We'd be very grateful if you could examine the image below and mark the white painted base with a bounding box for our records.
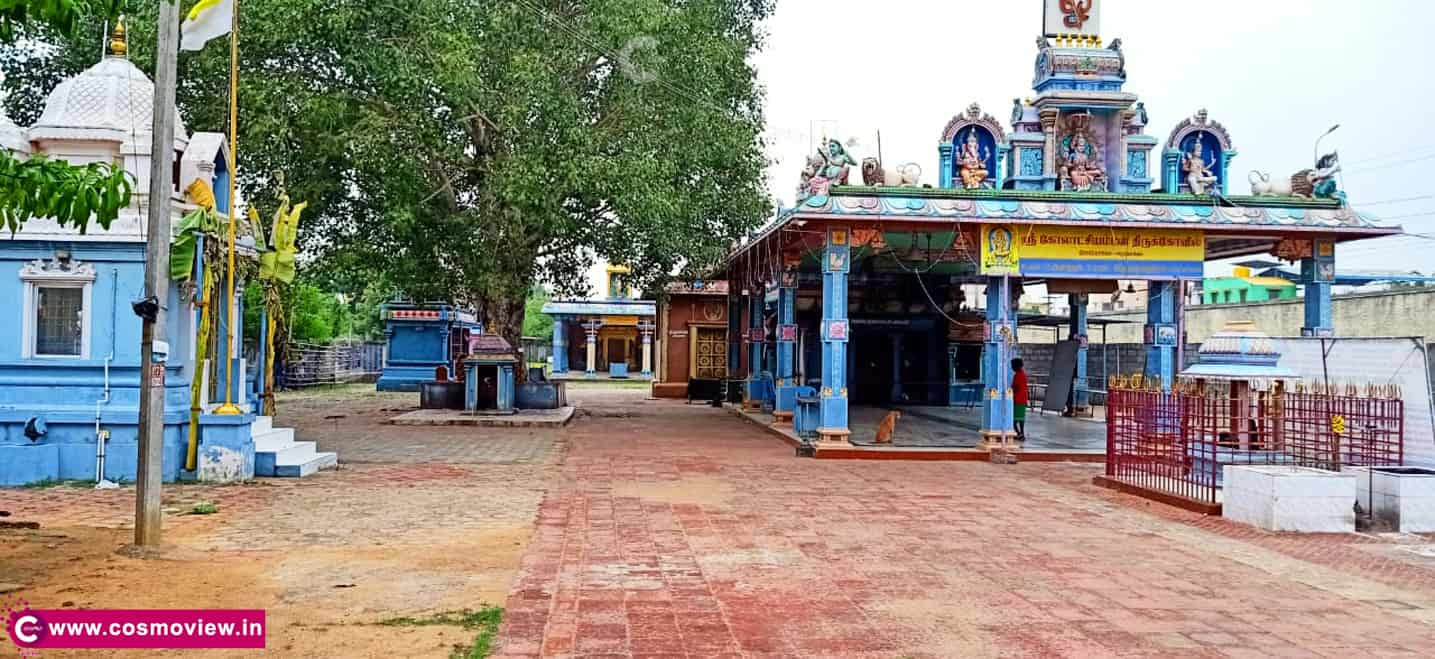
[1223,465,1356,533]
[1349,466,1435,533]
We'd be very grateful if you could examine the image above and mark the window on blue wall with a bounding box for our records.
[35,286,85,357]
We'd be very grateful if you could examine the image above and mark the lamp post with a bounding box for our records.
[1313,124,1340,163]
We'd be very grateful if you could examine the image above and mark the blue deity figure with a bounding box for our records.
[820,138,856,185]
[1302,152,1344,202]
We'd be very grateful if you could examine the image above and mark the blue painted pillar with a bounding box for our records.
[1145,281,1178,391]
[552,315,569,373]
[744,293,764,407]
[1301,239,1335,337]
[938,144,955,188]
[996,145,1012,188]
[981,276,1017,447]
[774,270,798,422]
[1162,149,1181,193]
[1069,293,1090,411]
[727,293,742,380]
[256,302,267,407]
[818,227,851,443]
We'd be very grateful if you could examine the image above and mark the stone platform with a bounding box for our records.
[732,405,1104,462]
[389,407,575,428]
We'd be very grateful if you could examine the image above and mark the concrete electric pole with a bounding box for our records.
[134,1,182,547]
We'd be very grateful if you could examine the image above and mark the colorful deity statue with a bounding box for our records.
[1292,152,1344,202]
[1062,133,1106,192]
[798,139,857,200]
[957,130,990,189]
[819,138,856,185]
[1183,138,1220,195]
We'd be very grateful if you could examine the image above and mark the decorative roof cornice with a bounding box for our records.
[780,189,1393,234]
[940,102,1008,145]
[1166,108,1233,150]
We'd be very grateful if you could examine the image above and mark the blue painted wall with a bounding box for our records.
[376,306,480,392]
[0,240,200,485]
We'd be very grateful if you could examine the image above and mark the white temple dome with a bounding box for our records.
[28,55,188,150]
[0,105,27,153]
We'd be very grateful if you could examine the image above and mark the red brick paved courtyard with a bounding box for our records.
[493,389,1435,658]
[5,385,1435,657]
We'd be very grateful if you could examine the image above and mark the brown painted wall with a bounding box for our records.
[657,294,730,392]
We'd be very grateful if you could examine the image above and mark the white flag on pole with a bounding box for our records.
[180,0,235,52]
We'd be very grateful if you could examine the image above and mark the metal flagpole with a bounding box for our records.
[215,0,243,415]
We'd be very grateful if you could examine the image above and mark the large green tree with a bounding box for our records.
[4,0,773,348]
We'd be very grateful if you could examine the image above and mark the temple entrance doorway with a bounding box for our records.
[852,333,894,405]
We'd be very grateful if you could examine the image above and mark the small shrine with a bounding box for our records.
[1178,322,1300,483]
[464,334,518,414]
[1102,320,1403,511]
[376,303,482,392]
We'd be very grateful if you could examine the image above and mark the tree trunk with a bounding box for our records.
[482,293,528,383]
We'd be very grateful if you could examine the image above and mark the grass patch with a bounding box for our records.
[566,379,651,389]
[378,608,503,659]
[190,501,219,515]
[21,478,93,489]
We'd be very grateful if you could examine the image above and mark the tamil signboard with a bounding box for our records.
[984,224,1203,279]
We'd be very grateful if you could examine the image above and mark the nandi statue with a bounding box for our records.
[1248,170,1293,197]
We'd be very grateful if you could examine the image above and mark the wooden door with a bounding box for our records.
[692,327,727,379]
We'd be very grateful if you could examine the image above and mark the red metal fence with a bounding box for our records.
[1105,379,1404,507]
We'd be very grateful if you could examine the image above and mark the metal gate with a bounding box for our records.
[1105,379,1404,507]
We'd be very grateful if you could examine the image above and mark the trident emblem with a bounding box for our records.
[1060,0,1093,29]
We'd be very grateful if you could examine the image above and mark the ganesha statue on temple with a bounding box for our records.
[957,129,991,189]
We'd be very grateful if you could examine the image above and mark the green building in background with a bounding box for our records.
[1202,267,1299,305]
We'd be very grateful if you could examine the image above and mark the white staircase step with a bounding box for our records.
[274,452,338,477]
[270,441,319,465]
[252,427,295,452]
[250,420,338,478]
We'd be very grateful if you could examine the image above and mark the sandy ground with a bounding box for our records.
[1,384,567,658]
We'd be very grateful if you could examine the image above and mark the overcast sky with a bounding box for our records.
[752,0,1435,275]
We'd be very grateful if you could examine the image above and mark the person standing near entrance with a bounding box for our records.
[1011,358,1028,443]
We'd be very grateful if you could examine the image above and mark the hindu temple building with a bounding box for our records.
[715,0,1402,456]
[542,262,658,379]
[1,26,331,485]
